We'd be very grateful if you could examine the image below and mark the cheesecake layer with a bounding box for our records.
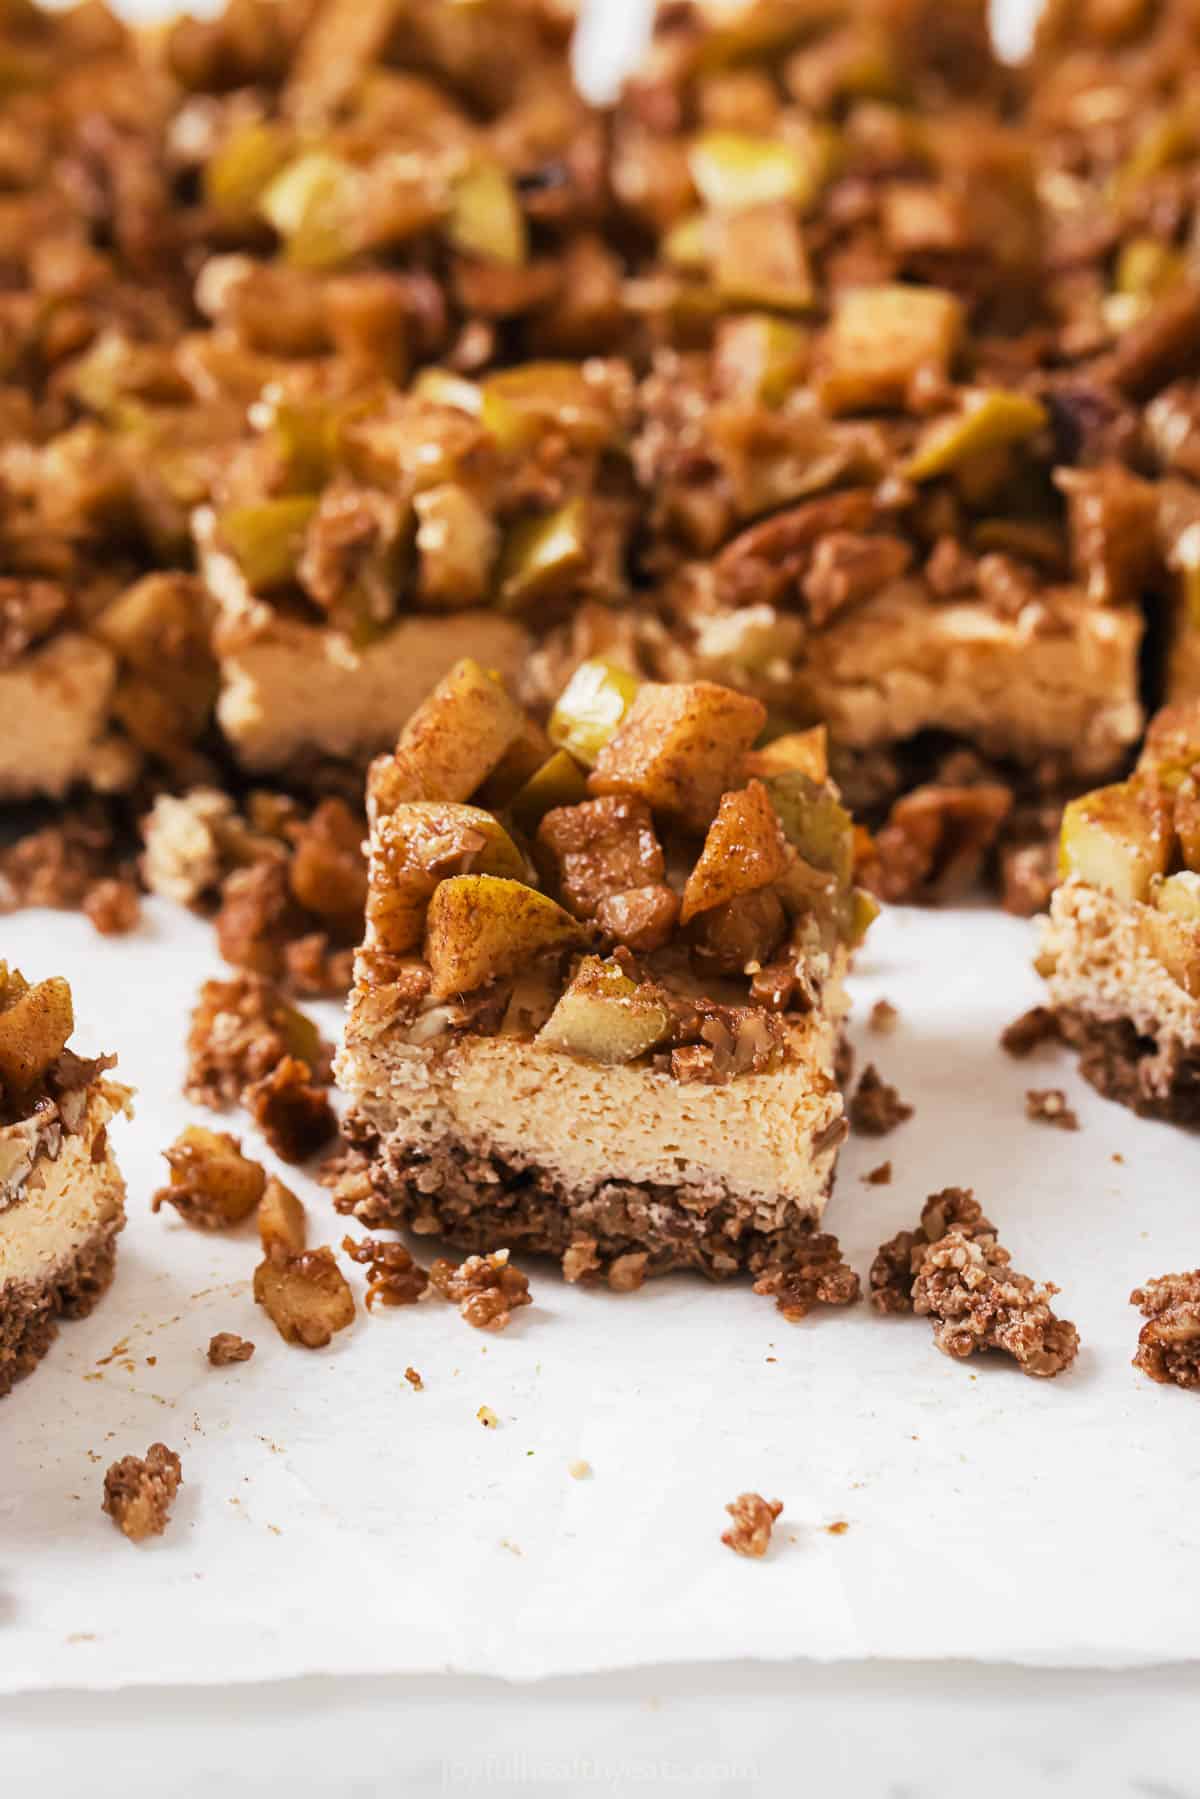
[1041,881,1200,1121]
[0,634,121,801]
[0,1080,129,1397]
[338,1015,846,1279]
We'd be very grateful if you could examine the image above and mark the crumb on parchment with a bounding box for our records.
[722,1493,783,1558]
[102,1443,182,1542]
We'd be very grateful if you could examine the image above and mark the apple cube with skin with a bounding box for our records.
[588,682,767,833]
[367,659,524,820]
[1177,775,1200,872]
[254,1247,355,1349]
[765,772,854,889]
[818,284,964,415]
[681,780,789,924]
[0,975,74,1093]
[259,1175,308,1263]
[548,660,640,769]
[423,875,584,1000]
[1140,873,1200,997]
[1138,701,1200,787]
[538,957,672,1065]
[1059,779,1173,905]
[746,726,828,783]
[368,803,527,954]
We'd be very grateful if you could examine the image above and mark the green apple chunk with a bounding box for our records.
[1059,779,1172,905]
[537,956,672,1064]
[424,875,583,1000]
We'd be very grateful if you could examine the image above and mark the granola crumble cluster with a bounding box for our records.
[721,1493,783,1559]
[208,1332,255,1367]
[848,1064,913,1136]
[428,1249,533,1332]
[1131,1272,1200,1391]
[752,1231,860,1322]
[102,1443,183,1543]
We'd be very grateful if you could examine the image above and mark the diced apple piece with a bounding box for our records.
[411,366,483,415]
[746,726,828,782]
[448,160,527,268]
[692,887,787,974]
[688,128,831,212]
[0,975,73,1093]
[1138,701,1200,786]
[713,313,809,404]
[588,681,767,833]
[680,780,788,923]
[254,1247,355,1348]
[1154,869,1200,920]
[258,1175,308,1262]
[537,794,664,919]
[411,483,498,610]
[904,390,1048,482]
[205,120,293,220]
[475,716,554,809]
[1177,775,1200,871]
[367,659,524,819]
[537,956,672,1065]
[423,875,583,1000]
[219,496,319,592]
[818,284,964,414]
[368,802,527,954]
[509,750,589,833]
[712,202,814,311]
[1059,778,1172,904]
[481,364,622,455]
[548,659,640,768]
[497,498,589,611]
[764,772,854,889]
[1141,875,1200,996]
[259,150,363,269]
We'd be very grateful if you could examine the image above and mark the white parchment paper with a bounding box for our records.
[2,898,1200,1691]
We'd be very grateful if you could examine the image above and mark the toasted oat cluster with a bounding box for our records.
[102,1443,183,1543]
[354,656,875,1078]
[752,1232,861,1321]
[869,1186,992,1315]
[427,1248,533,1332]
[207,1331,255,1367]
[1131,1271,1200,1391]
[0,961,119,1130]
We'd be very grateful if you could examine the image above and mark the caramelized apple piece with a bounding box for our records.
[509,750,590,834]
[548,659,640,768]
[538,956,672,1064]
[423,875,583,1000]
[818,284,963,414]
[1140,874,1200,996]
[681,780,788,923]
[254,1247,355,1348]
[746,726,828,782]
[368,803,527,953]
[0,975,74,1093]
[588,682,766,832]
[1059,778,1172,904]
[258,1174,308,1263]
[367,659,524,819]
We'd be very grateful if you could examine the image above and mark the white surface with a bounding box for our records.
[3,899,1200,1696]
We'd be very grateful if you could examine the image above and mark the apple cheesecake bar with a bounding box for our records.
[0,967,131,1397]
[337,659,874,1282]
[1040,701,1200,1121]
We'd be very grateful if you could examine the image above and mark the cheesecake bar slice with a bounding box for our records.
[1040,701,1200,1121]
[0,967,131,1398]
[337,660,874,1282]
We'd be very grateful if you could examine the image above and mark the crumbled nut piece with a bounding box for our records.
[282,933,355,997]
[186,973,333,1110]
[1001,1006,1062,1058]
[258,1176,307,1263]
[870,1187,992,1315]
[477,1405,499,1428]
[215,860,303,981]
[537,794,664,920]
[207,1332,254,1366]
[561,1238,601,1283]
[151,1126,266,1230]
[102,1443,182,1542]
[608,1251,649,1292]
[753,1232,860,1321]
[320,1143,374,1217]
[865,1161,893,1185]
[868,999,898,1034]
[244,1055,337,1164]
[1025,1088,1079,1130]
[914,1232,1079,1377]
[721,1493,783,1558]
[405,1366,424,1391]
[0,809,122,914]
[1131,1272,1200,1391]
[83,878,140,937]
[866,784,1012,904]
[849,1064,913,1136]
[253,1247,355,1348]
[429,1248,532,1331]
[342,1235,429,1309]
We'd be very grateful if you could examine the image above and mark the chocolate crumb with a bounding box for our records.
[1131,1272,1200,1390]
[1025,1088,1079,1130]
[102,1443,182,1542]
[722,1492,783,1558]
[1000,1005,1061,1058]
[849,1064,913,1136]
[207,1332,255,1366]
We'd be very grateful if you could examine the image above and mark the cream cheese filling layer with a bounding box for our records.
[0,1085,129,1291]
[1042,881,1200,1050]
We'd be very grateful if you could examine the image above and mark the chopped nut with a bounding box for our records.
[721,1492,783,1558]
[1131,1273,1200,1390]
[1025,1088,1079,1130]
[753,1231,860,1321]
[243,1055,337,1163]
[848,1064,913,1136]
[1000,1006,1062,1058]
[429,1248,532,1331]
[102,1444,182,1542]
[151,1126,266,1230]
[253,1247,355,1348]
[207,1332,255,1366]
[83,879,141,937]
[342,1235,429,1308]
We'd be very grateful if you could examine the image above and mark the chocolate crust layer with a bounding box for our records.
[1056,1007,1200,1126]
[0,1216,122,1400]
[341,1111,839,1282]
